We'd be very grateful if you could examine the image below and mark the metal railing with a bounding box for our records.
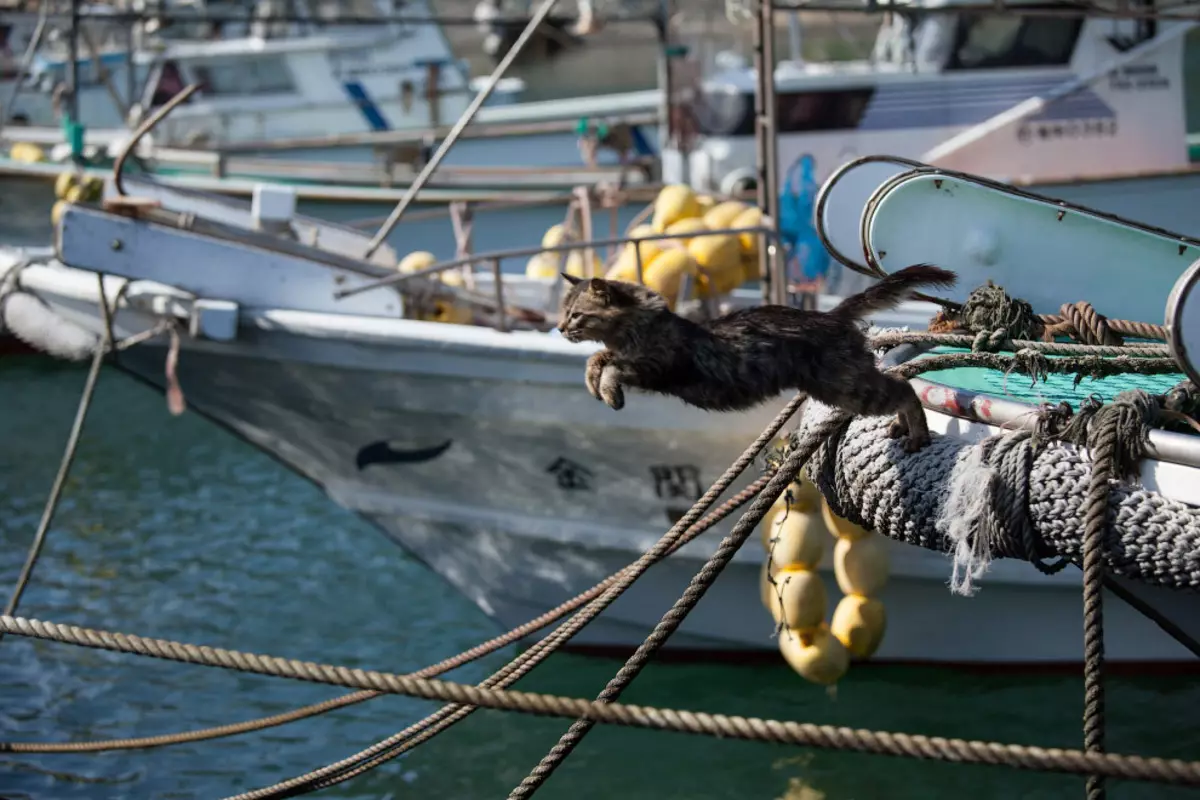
[334,223,785,333]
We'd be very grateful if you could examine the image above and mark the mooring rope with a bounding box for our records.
[870,331,1168,358]
[0,275,112,642]
[6,270,1198,799]
[4,611,1200,787]
[507,410,849,798]
[226,476,779,800]
[1,476,771,758]
[228,393,808,800]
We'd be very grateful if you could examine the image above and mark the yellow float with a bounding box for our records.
[651,184,702,233]
[397,250,473,324]
[9,142,45,163]
[702,200,749,231]
[760,481,890,686]
[606,223,663,283]
[398,250,437,274]
[640,247,698,309]
[778,624,850,687]
[767,567,827,631]
[663,217,708,246]
[610,186,779,300]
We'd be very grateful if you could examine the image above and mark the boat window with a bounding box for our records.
[192,56,296,96]
[694,86,876,137]
[777,89,875,133]
[945,13,1082,70]
[150,61,188,106]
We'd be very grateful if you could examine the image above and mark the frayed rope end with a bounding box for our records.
[936,442,998,597]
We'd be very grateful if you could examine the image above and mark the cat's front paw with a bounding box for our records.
[585,352,610,401]
[886,418,908,440]
[902,431,930,452]
[599,366,625,410]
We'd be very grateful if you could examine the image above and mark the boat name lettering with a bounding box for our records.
[547,457,594,491]
[1108,63,1170,91]
[649,464,703,502]
[1016,119,1118,144]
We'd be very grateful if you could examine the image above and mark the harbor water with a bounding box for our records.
[1,188,1199,799]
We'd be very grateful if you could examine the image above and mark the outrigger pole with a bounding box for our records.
[755,0,783,305]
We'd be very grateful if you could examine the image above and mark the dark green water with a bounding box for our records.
[2,354,1200,800]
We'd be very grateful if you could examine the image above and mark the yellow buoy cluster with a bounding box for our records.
[50,171,104,227]
[9,141,47,164]
[525,224,603,280]
[760,479,889,687]
[396,250,473,325]
[605,184,771,309]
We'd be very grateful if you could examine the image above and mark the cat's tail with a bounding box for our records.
[829,263,956,320]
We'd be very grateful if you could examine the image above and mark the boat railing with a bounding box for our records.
[334,222,784,334]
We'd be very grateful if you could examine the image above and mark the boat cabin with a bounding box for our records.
[668,0,1190,194]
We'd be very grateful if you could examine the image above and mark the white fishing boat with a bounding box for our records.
[4,0,1199,667]
[0,0,663,203]
[674,0,1200,239]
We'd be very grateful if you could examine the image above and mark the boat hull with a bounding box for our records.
[81,324,1194,665]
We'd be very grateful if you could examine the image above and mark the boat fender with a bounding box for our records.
[0,290,98,361]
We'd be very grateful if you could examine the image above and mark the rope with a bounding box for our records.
[1082,408,1114,800]
[803,359,1200,594]
[1,477,771,759]
[0,275,112,642]
[869,331,1167,358]
[929,282,1167,344]
[226,477,776,800]
[507,410,846,799]
[231,394,807,799]
[4,613,1200,786]
[3,306,1192,795]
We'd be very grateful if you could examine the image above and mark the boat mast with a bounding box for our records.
[753,0,781,305]
[66,0,83,161]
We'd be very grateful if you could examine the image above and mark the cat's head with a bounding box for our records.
[557,274,668,343]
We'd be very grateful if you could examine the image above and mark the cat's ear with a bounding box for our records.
[586,278,613,304]
[561,273,585,287]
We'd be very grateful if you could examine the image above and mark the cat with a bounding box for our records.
[556,263,957,452]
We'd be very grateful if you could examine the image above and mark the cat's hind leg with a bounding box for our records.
[829,369,930,452]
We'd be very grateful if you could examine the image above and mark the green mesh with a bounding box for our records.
[913,346,1186,411]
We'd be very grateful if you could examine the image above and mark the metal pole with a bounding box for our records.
[752,0,780,304]
[1,4,49,131]
[656,0,671,145]
[362,0,561,259]
[126,20,137,116]
[67,0,81,125]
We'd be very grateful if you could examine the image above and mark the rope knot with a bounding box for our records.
[971,328,1008,352]
[955,281,1043,340]
[1164,379,1200,415]
[1056,301,1124,347]
[1056,391,1156,482]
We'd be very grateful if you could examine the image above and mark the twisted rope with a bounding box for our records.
[934,281,1167,345]
[4,477,779,760]
[1,275,111,643]
[507,410,846,799]
[229,476,777,800]
[869,332,1168,358]
[3,613,1200,786]
[223,394,807,799]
